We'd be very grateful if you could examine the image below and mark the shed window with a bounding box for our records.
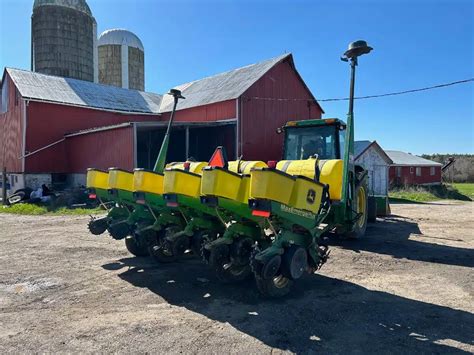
[410,167,414,174]
[430,167,435,176]
[416,167,421,176]
[0,78,8,114]
[396,167,402,177]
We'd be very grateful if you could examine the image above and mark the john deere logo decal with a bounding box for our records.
[306,189,316,204]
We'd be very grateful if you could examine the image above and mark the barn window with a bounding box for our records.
[416,167,421,176]
[410,167,414,174]
[0,78,8,114]
[430,167,435,175]
[396,167,402,177]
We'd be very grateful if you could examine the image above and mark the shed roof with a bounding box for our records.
[159,53,323,113]
[6,68,162,114]
[354,140,372,158]
[385,150,442,166]
[355,140,392,164]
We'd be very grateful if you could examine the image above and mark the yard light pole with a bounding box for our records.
[153,88,185,173]
[340,40,373,216]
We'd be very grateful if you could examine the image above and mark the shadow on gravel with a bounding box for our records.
[330,216,474,268]
[103,257,474,354]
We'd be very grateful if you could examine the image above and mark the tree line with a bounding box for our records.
[422,154,474,183]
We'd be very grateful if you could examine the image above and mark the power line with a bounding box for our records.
[245,78,474,103]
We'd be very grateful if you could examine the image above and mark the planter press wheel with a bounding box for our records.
[148,226,180,263]
[125,235,149,257]
[191,230,214,257]
[209,244,251,283]
[87,217,108,235]
[107,222,130,240]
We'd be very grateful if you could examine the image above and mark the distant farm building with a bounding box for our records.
[386,150,442,186]
[0,53,323,193]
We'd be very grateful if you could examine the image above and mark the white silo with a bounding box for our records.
[97,29,145,91]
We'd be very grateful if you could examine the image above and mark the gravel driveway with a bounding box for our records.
[0,201,473,353]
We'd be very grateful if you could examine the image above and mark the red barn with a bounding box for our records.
[386,150,442,186]
[0,53,323,193]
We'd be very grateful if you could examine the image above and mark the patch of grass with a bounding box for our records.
[0,203,102,216]
[452,183,474,199]
[389,184,472,203]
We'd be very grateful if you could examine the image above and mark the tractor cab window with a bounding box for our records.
[284,125,338,160]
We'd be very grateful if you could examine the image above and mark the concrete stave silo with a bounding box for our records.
[31,0,96,82]
[98,29,145,91]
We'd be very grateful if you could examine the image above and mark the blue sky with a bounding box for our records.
[1,0,473,154]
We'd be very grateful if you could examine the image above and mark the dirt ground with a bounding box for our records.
[0,201,473,354]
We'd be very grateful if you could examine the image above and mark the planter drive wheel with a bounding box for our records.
[125,236,149,257]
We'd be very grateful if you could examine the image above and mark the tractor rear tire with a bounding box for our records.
[209,244,251,283]
[125,236,148,257]
[255,274,293,298]
[346,183,369,239]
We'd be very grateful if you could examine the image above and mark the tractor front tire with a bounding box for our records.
[346,183,369,239]
[125,236,148,257]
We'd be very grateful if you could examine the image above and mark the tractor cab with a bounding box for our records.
[281,118,346,160]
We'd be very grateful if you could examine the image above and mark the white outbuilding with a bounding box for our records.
[354,140,393,216]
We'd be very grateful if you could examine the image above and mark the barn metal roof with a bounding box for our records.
[5,53,321,115]
[159,53,298,112]
[385,150,442,166]
[6,68,162,114]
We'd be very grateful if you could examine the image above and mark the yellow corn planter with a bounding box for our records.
[86,168,109,190]
[133,169,164,194]
[202,161,268,203]
[108,168,134,191]
[250,168,295,205]
[201,168,241,201]
[163,164,205,198]
[288,176,325,213]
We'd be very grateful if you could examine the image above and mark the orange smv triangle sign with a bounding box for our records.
[208,146,228,168]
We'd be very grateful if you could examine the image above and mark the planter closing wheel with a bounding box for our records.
[148,226,179,263]
[88,217,108,235]
[209,244,251,283]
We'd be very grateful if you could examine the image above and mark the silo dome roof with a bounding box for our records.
[33,0,92,16]
[98,29,144,51]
